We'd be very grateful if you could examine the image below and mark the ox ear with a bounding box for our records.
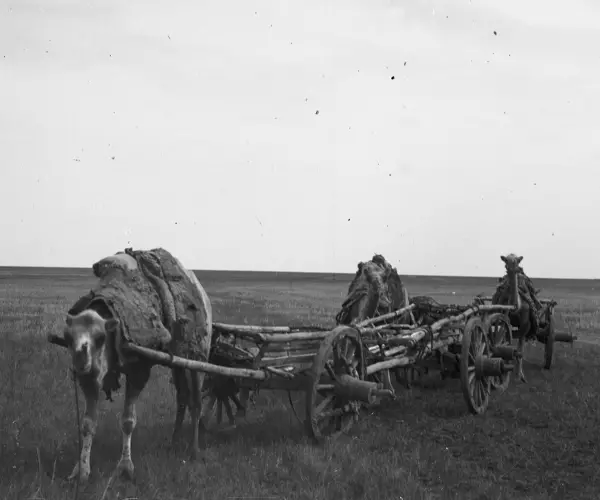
[104,318,120,333]
[62,327,73,347]
[517,256,523,263]
[500,255,507,263]
[358,261,364,270]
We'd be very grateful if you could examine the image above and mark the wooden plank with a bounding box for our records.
[236,372,311,392]
[262,340,321,351]
[260,353,316,367]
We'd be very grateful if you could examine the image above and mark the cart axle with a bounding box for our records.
[475,356,513,378]
[490,345,519,361]
[334,374,382,404]
[555,332,577,343]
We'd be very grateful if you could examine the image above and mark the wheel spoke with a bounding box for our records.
[200,394,217,423]
[325,361,337,380]
[216,399,223,425]
[317,407,347,421]
[223,398,235,426]
[315,393,335,415]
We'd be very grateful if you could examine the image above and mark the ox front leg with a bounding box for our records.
[517,336,527,384]
[117,364,151,481]
[68,376,100,483]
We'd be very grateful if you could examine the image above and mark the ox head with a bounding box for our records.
[62,310,119,375]
[500,253,523,274]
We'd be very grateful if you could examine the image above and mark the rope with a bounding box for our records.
[71,369,81,500]
[335,288,368,324]
[287,390,303,425]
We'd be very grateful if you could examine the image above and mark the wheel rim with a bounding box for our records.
[460,317,491,415]
[306,329,364,441]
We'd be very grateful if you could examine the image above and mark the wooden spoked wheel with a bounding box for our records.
[306,327,365,443]
[484,313,512,392]
[543,309,555,370]
[460,317,492,415]
[200,375,245,430]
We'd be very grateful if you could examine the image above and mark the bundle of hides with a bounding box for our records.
[492,271,544,334]
[371,254,410,314]
[68,247,210,364]
[409,296,469,325]
[336,254,407,324]
[493,273,540,310]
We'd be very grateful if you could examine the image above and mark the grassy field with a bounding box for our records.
[1,267,599,500]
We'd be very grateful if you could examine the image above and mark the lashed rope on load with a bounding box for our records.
[124,248,177,331]
[335,286,369,325]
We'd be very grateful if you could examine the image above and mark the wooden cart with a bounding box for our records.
[471,296,577,369]
[118,301,525,443]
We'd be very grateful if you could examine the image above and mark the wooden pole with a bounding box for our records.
[366,339,449,375]
[355,304,417,328]
[404,304,516,346]
[215,329,331,344]
[475,296,556,306]
[122,343,269,380]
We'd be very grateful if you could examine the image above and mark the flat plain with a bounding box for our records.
[1,267,599,500]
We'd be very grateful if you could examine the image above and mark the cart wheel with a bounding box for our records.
[306,326,365,443]
[460,316,492,415]
[200,376,245,430]
[543,311,555,370]
[484,313,512,392]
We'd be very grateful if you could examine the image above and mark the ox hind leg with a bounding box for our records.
[171,367,189,446]
[117,362,152,481]
[68,375,100,483]
[189,370,205,461]
[516,317,529,384]
[170,367,205,460]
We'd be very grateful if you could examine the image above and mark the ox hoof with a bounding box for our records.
[117,458,135,481]
[171,431,183,448]
[68,462,90,484]
[190,447,207,463]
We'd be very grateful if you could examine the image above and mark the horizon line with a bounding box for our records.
[0,265,597,281]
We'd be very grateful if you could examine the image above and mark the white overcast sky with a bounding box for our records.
[1,0,599,278]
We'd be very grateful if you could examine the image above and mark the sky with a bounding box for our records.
[1,0,599,278]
